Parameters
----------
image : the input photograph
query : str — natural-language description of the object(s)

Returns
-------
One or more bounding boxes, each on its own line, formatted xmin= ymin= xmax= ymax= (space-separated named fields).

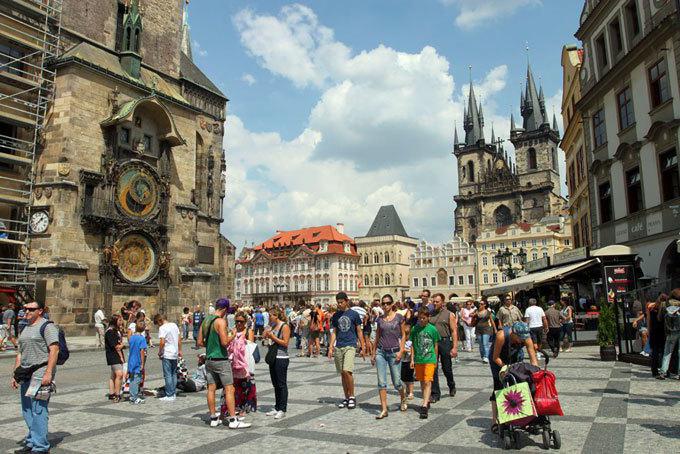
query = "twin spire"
xmin=455 ymin=62 xmax=560 ymax=147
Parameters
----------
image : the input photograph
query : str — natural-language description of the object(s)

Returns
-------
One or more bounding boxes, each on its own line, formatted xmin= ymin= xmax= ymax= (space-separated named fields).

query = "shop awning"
xmin=482 ymin=258 xmax=601 ymax=296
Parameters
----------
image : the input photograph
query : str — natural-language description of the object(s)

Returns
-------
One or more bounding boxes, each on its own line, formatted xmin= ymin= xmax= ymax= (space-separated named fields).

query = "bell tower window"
xmin=528 ymin=148 xmax=537 ymax=170
xmin=467 ymin=161 xmax=475 ymax=182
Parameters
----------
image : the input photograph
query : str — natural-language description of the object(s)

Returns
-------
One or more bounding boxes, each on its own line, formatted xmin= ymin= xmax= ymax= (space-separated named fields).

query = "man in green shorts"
xmin=328 ymin=292 xmax=366 ymax=410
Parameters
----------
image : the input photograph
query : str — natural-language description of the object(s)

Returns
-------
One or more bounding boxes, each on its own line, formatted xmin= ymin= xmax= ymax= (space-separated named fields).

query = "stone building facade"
xmin=476 ymin=216 xmax=573 ymax=293
xmin=453 ymin=69 xmax=567 ymax=246
xmin=26 ymin=0 xmax=232 ymax=332
xmin=406 ymin=237 xmax=478 ymax=300
xmin=561 ymin=45 xmax=592 ymax=249
xmin=235 ymin=224 xmax=359 ymax=308
xmin=575 ymin=0 xmax=680 ymax=283
xmin=356 ymin=205 xmax=418 ymax=301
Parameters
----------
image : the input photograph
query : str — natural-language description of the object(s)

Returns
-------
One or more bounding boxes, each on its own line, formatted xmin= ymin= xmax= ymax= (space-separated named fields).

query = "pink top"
xmin=461 ymin=307 xmax=475 ymax=326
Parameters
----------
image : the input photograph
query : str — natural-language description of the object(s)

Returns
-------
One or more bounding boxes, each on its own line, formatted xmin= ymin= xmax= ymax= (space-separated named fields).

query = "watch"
xmin=30 ymin=210 xmax=50 ymax=234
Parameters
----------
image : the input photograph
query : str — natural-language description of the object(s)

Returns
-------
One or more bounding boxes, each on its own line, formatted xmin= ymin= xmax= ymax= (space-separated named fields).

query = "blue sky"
xmin=185 ymin=0 xmax=583 ymax=249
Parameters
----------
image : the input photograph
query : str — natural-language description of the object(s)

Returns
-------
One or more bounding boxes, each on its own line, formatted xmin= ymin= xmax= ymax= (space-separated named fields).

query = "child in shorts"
xmin=409 ymin=307 xmax=440 ymax=419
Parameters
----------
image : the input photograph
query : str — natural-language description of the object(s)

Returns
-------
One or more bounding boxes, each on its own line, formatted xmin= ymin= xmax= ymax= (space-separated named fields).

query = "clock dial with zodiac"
xmin=116 ymin=233 xmax=158 ymax=284
xmin=115 ymin=165 xmax=160 ymax=219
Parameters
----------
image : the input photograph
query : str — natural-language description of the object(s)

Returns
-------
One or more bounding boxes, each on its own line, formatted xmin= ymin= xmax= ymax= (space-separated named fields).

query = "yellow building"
xmin=356 ymin=205 xmax=417 ymax=301
xmin=561 ymin=45 xmax=591 ymax=248
xmin=476 ymin=216 xmax=572 ymax=293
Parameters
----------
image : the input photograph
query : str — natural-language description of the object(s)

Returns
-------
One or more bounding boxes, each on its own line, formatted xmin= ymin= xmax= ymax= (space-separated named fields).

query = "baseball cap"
xmin=512 ymin=321 xmax=530 ymax=340
xmin=215 ymin=298 xmax=231 ymax=310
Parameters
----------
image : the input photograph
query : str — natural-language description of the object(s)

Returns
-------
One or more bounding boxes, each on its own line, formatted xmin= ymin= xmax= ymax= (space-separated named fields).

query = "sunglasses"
xmin=24 ymin=307 xmax=40 ymax=312
xmin=235 ymin=319 xmax=246 ymax=323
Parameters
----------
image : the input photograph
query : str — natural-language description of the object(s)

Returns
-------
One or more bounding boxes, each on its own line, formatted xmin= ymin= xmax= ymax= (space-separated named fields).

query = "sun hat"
xmin=511 ymin=321 xmax=530 ymax=340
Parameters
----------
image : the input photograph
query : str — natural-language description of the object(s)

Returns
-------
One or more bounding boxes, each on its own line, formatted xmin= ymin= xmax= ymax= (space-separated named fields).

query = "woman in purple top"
xmin=371 ymin=294 xmax=408 ymax=419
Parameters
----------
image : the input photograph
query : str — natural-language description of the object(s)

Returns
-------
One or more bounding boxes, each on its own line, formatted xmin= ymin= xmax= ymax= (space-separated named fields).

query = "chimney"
xmin=336 ymin=223 xmax=345 ymax=234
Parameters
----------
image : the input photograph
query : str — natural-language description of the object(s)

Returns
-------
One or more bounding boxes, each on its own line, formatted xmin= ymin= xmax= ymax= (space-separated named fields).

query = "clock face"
xmin=30 ymin=210 xmax=49 ymax=234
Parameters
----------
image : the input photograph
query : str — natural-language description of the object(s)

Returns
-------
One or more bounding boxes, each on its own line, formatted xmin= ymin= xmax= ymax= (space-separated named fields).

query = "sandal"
xmin=347 ymin=397 xmax=356 ymax=409
xmin=491 ymin=423 xmax=499 ymax=434
xmin=375 ymin=410 xmax=388 ymax=420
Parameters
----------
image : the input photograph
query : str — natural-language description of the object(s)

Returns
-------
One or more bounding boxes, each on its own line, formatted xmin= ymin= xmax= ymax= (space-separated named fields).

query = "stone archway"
xmin=659 ymin=240 xmax=680 ymax=285
xmin=494 ymin=205 xmax=512 ymax=228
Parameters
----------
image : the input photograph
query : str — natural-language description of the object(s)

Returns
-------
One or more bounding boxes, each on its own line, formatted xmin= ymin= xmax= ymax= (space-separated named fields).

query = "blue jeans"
xmin=162 ymin=358 xmax=178 ymax=397
xmin=560 ymin=323 xmax=574 ymax=344
xmin=182 ymin=323 xmax=189 ymax=340
xmin=20 ymin=380 xmax=50 ymax=452
xmin=129 ymin=372 xmax=143 ymax=401
xmin=375 ymin=349 xmax=402 ymax=391
xmin=660 ymin=332 xmax=680 ymax=375
xmin=478 ymin=334 xmax=491 ymax=359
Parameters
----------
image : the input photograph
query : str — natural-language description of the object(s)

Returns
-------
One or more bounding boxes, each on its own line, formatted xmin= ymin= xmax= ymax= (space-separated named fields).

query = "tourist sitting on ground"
xmin=177 ymin=353 xmax=208 ymax=392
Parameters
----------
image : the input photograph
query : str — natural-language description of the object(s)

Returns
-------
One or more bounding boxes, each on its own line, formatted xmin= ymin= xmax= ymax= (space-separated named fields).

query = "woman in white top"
xmin=264 ymin=307 xmax=290 ymax=419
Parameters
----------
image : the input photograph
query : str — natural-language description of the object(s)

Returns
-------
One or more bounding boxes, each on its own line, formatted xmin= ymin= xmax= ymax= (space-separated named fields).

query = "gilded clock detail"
xmin=115 ymin=165 xmax=160 ymax=220
xmin=116 ymin=233 xmax=157 ymax=284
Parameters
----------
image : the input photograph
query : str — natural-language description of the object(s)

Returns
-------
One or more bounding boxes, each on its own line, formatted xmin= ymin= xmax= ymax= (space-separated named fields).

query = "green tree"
xmin=597 ymin=297 xmax=617 ymax=347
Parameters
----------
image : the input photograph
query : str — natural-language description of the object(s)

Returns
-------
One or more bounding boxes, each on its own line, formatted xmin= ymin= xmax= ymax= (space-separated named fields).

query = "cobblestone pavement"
xmin=0 ymin=345 xmax=678 ymax=453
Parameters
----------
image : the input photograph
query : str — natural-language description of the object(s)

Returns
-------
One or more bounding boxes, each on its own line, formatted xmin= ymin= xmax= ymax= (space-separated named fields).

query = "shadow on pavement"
xmin=639 ymin=423 xmax=680 ymax=439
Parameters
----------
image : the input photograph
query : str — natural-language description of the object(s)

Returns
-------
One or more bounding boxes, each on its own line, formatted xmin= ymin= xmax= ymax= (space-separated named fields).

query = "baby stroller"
xmin=498 ymin=351 xmax=562 ymax=450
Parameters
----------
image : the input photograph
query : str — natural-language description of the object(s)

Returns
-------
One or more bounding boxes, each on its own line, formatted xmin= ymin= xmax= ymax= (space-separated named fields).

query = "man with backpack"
xmin=11 ymin=300 xmax=62 ymax=453
xmin=192 ymin=305 xmax=205 ymax=349
xmin=658 ymin=290 xmax=680 ymax=380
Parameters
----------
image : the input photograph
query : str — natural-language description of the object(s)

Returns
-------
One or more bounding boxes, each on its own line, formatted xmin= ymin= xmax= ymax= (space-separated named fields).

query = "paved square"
xmin=0 ymin=346 xmax=678 ymax=453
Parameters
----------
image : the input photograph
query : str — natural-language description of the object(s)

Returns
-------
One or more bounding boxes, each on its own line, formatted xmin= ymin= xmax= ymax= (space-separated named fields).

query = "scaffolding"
xmin=0 ymin=0 xmax=62 ymax=299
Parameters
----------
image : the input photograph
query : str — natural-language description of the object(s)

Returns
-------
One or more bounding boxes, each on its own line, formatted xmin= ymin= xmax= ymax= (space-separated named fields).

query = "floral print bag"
xmin=495 ymin=380 xmax=537 ymax=426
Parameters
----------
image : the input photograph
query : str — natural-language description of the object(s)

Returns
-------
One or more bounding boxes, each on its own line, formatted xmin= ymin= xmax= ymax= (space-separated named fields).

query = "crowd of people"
xmin=8 ymin=286 xmax=678 ymax=452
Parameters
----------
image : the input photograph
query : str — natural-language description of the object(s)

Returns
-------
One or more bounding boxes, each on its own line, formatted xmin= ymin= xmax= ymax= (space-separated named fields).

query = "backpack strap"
xmin=39 ymin=320 xmax=54 ymax=338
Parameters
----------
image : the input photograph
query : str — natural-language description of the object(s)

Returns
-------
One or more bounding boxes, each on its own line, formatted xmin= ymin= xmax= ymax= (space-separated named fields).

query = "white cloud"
xmin=224 ymin=4 xmax=565 ymax=250
xmin=241 ymin=73 xmax=256 ymax=85
xmin=192 ymin=39 xmax=208 ymax=57
xmin=443 ymin=0 xmax=542 ymax=30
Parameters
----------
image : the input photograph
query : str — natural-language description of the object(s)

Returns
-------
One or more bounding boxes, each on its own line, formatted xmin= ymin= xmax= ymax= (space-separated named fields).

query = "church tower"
xmin=510 ymin=63 xmax=563 ymax=222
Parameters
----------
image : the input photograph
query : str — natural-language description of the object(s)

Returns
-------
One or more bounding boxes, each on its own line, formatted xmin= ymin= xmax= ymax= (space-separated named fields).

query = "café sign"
xmin=552 ymin=247 xmax=589 ymax=266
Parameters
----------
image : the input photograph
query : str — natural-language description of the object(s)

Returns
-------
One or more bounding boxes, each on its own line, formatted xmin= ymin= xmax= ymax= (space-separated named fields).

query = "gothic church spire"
xmin=521 ymin=63 xmax=545 ymax=132
xmin=464 ymin=68 xmax=484 ymax=146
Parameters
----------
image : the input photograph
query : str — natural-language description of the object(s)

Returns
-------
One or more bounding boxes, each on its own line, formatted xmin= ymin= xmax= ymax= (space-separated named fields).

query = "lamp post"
xmin=274 ymin=283 xmax=287 ymax=308
xmin=494 ymin=247 xmax=527 ymax=280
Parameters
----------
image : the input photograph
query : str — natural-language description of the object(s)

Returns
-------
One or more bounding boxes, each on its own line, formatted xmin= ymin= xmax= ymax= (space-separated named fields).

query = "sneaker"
xmin=482 ymin=357 xmax=489 ymax=363
xmin=274 ymin=411 xmax=286 ymax=419
xmin=159 ymin=396 xmax=176 ymax=402
xmin=130 ymin=398 xmax=145 ymax=405
xmin=265 ymin=409 xmax=278 ymax=416
xmin=228 ymin=418 xmax=252 ymax=429
xmin=656 ymin=374 xmax=666 ymax=380
xmin=640 ymin=351 xmax=650 ymax=357
xmin=419 ymin=405 xmax=429 ymax=419
xmin=566 ymin=348 xmax=572 ymax=353
xmin=210 ymin=415 xmax=221 ymax=427
xmin=559 ymin=347 xmax=563 ymax=352
xmin=338 ymin=399 xmax=348 ymax=408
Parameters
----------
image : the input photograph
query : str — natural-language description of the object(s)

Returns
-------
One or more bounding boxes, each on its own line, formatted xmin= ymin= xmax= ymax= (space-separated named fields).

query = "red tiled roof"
xmin=254 ymin=225 xmax=354 ymax=250
xmin=495 ymin=222 xmax=533 ymax=235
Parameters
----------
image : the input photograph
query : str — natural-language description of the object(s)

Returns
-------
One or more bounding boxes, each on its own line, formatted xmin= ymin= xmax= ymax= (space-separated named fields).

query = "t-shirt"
xmin=430 ymin=308 xmax=453 ymax=338
xmin=410 ymin=323 xmax=441 ymax=364
xmin=351 ymin=306 xmax=367 ymax=322
xmin=545 ymin=307 xmax=562 ymax=329
xmin=19 ymin=319 xmax=60 ymax=379
xmin=94 ymin=309 xmax=105 ymax=327
xmin=127 ymin=333 xmax=148 ymax=374
xmin=192 ymin=364 xmax=208 ymax=389
xmin=403 ymin=340 xmax=413 ymax=363
xmin=376 ymin=313 xmax=404 ymax=350
xmin=17 ymin=309 xmax=27 ymax=327
xmin=497 ymin=304 xmax=523 ymax=327
xmin=461 ymin=307 xmax=475 ymax=326
xmin=127 ymin=322 xmax=136 ymax=336
xmin=331 ymin=309 xmax=362 ymax=348
xmin=158 ymin=322 xmax=180 ymax=360
xmin=3 ymin=309 xmax=15 ymax=326
xmin=475 ymin=310 xmax=494 ymax=335
xmin=254 ymin=312 xmax=264 ymax=326
xmin=524 ymin=306 xmax=546 ymax=329
xmin=192 ymin=311 xmax=204 ymax=326
xmin=105 ymin=328 xmax=124 ymax=365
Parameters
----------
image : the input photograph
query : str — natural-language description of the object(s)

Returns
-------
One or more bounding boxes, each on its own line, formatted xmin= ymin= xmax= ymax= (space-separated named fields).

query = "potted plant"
xmin=597 ymin=298 xmax=617 ymax=361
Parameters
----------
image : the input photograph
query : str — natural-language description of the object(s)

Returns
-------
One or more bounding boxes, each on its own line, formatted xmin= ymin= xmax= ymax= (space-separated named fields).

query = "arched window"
xmin=134 ymin=28 xmax=140 ymax=52
xmin=374 ymin=253 xmax=380 ymax=263
xmin=125 ymin=27 xmax=132 ymax=51
xmin=385 ymin=274 xmax=391 ymax=285
xmin=494 ymin=205 xmax=513 ymax=228
xmin=528 ymin=148 xmax=537 ymax=170
xmin=467 ymin=161 xmax=475 ymax=182
xmin=374 ymin=274 xmax=380 ymax=286
xmin=363 ymin=254 xmax=369 ymax=264
xmin=364 ymin=275 xmax=369 ymax=286
xmin=384 ymin=252 xmax=390 ymax=263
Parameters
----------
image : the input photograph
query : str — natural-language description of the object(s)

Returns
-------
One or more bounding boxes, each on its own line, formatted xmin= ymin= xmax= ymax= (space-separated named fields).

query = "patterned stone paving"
xmin=0 ymin=346 xmax=678 ymax=453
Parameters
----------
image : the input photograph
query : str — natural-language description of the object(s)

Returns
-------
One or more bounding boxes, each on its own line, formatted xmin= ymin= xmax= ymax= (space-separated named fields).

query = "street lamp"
xmin=273 ymin=284 xmax=287 ymax=307
xmin=495 ymin=247 xmax=527 ymax=280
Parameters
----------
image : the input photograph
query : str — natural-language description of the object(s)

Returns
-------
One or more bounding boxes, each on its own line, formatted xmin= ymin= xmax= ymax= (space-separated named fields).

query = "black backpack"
xmin=40 ymin=321 xmax=70 ymax=365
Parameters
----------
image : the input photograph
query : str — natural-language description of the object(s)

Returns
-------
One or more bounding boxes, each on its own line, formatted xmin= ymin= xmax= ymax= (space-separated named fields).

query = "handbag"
xmin=531 ymin=370 xmax=564 ymax=416
xmin=265 ymin=325 xmax=283 ymax=366
xmin=495 ymin=380 xmax=537 ymax=426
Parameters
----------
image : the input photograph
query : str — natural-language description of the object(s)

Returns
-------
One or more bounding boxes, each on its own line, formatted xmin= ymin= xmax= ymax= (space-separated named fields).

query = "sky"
xmin=185 ymin=0 xmax=584 ymax=250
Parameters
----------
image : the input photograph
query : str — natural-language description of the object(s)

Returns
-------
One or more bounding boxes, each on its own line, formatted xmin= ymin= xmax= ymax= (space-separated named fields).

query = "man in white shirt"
xmin=524 ymin=298 xmax=548 ymax=352
xmin=94 ymin=307 xmax=106 ymax=348
xmin=153 ymin=313 xmax=182 ymax=401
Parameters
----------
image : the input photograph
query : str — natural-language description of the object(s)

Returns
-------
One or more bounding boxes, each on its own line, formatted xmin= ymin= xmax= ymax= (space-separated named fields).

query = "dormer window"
xmin=343 ymin=242 xmax=350 ymax=253
xmin=319 ymin=241 xmax=328 ymax=252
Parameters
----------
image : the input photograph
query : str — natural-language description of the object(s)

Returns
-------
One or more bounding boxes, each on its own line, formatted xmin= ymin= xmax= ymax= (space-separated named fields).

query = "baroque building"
xmin=356 ymin=205 xmax=417 ymax=301
xmin=235 ymin=224 xmax=359 ymax=307
xmin=453 ymin=68 xmax=567 ymax=245
xmin=3 ymin=0 xmax=233 ymax=332
xmin=561 ymin=45 xmax=592 ymax=249
xmin=476 ymin=216 xmax=573 ymax=293
xmin=407 ymin=237 xmax=477 ymax=300
xmin=575 ymin=0 xmax=680 ymax=284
